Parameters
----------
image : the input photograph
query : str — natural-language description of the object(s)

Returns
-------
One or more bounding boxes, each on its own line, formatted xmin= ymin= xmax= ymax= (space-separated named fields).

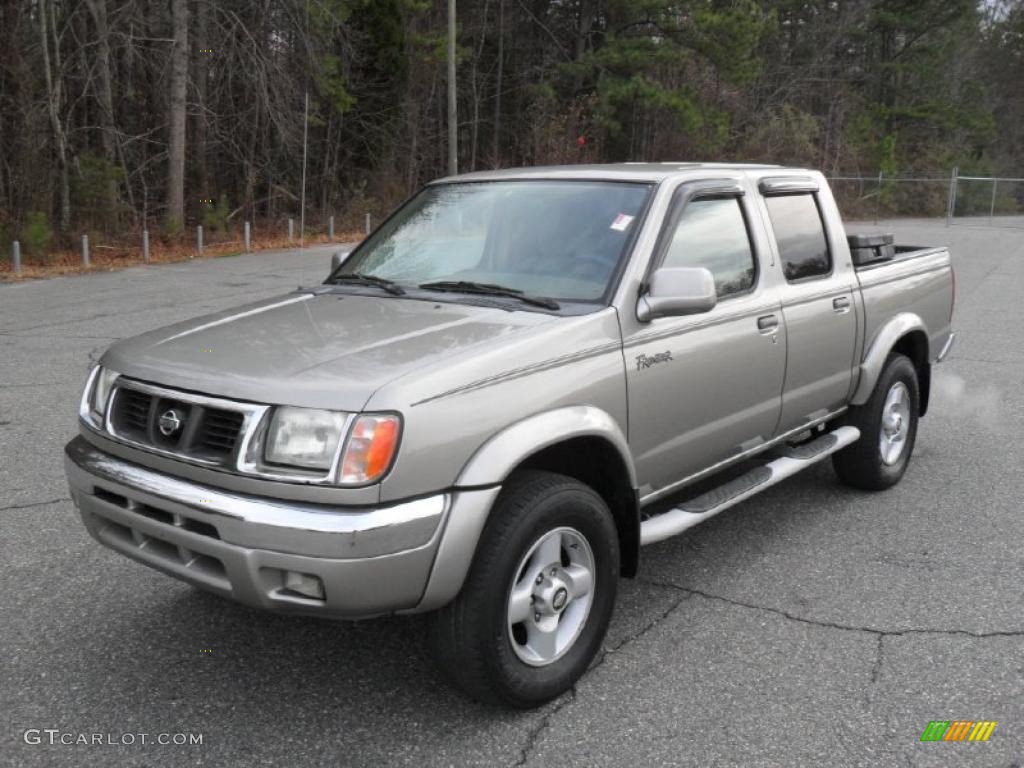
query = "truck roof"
xmin=434 ymin=162 xmax=811 ymax=184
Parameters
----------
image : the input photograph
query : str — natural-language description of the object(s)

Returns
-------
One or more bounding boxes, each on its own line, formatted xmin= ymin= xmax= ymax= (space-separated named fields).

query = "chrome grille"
xmin=199 ymin=409 xmax=245 ymax=453
xmin=105 ymin=379 xmax=265 ymax=469
xmin=115 ymin=388 xmax=153 ymax=437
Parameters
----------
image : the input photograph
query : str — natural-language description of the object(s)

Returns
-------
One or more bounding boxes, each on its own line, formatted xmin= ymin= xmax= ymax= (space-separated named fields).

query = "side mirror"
xmin=637 ymin=267 xmax=717 ymax=322
xmin=330 ymin=249 xmax=352 ymax=273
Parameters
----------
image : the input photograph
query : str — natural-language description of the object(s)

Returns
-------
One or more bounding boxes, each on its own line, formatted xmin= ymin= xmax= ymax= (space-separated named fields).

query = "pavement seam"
xmin=0 ymin=497 xmax=70 ymax=512
xmin=636 ymin=578 xmax=1024 ymax=639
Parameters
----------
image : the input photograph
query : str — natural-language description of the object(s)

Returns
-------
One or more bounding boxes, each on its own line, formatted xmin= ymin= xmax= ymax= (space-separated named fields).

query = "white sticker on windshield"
xmin=610 ymin=213 xmax=634 ymax=231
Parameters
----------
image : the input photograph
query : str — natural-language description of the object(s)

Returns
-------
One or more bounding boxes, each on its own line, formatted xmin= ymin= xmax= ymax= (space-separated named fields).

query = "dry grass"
xmin=0 ymin=230 xmax=364 ymax=282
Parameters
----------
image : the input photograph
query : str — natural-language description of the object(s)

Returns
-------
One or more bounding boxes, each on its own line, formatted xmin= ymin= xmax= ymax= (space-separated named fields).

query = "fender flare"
xmin=851 ymin=312 xmax=929 ymax=405
xmin=455 ymin=405 xmax=637 ymax=488
xmin=412 ymin=407 xmax=637 ymax=613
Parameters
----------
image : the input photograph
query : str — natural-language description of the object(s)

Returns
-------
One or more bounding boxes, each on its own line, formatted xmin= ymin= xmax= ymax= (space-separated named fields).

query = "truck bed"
xmin=853 ymin=242 xmax=954 ymax=365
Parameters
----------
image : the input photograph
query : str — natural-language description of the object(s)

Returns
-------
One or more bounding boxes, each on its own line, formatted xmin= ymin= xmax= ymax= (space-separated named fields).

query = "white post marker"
xmin=989 ymin=178 xmax=998 ymax=225
xmin=874 ymin=171 xmax=883 ymax=225
xmin=946 ymin=166 xmax=958 ymax=227
xmin=288 ymin=218 xmax=294 ymax=243
xmin=244 ymin=221 xmax=251 ymax=252
xmin=82 ymin=234 xmax=90 ymax=267
xmin=197 ymin=225 xmax=204 ymax=255
xmin=328 ymin=215 xmax=334 ymax=241
xmin=365 ymin=213 xmax=371 ymax=235
xmin=143 ymin=230 xmax=150 ymax=263
xmin=12 ymin=240 xmax=21 ymax=274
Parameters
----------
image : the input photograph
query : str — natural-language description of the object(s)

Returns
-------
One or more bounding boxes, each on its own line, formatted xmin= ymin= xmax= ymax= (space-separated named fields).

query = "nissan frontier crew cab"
xmin=66 ymin=163 xmax=956 ymax=708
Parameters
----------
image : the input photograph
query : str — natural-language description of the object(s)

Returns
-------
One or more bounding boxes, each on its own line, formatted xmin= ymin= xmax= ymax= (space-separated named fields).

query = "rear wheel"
xmin=427 ymin=470 xmax=618 ymax=708
xmin=833 ymin=353 xmax=920 ymax=490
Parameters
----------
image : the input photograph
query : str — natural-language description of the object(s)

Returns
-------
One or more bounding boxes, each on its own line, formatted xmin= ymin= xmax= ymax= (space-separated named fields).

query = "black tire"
xmin=833 ymin=353 xmax=920 ymax=490
xmin=426 ymin=470 xmax=619 ymax=708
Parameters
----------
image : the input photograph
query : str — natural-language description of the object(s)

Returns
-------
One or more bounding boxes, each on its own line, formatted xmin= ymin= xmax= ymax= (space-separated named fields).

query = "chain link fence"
xmin=949 ymin=175 xmax=1024 ymax=228
xmin=826 ymin=170 xmax=1024 ymax=228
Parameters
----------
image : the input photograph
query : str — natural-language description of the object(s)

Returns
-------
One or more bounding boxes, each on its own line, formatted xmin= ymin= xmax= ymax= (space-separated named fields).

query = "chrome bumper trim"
xmin=65 ymin=436 xmax=444 ymax=559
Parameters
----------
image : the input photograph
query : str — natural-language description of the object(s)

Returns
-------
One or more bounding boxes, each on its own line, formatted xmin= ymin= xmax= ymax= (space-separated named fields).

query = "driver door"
xmin=622 ymin=183 xmax=786 ymax=498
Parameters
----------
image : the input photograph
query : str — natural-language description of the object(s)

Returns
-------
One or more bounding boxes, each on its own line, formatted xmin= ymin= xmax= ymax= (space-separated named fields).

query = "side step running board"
xmin=640 ymin=426 xmax=860 ymax=546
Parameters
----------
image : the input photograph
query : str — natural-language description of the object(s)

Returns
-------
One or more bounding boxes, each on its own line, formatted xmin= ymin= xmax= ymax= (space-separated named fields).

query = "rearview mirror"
xmin=637 ymin=267 xmax=717 ymax=322
xmin=330 ymin=249 xmax=352 ymax=273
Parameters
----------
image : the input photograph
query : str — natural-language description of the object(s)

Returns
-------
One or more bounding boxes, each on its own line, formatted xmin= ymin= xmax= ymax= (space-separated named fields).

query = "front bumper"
xmin=64 ymin=437 xmax=499 ymax=618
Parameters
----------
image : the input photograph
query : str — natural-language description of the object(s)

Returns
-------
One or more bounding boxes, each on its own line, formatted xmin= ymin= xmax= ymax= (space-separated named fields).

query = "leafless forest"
xmin=1 ymin=0 xmax=1022 ymax=256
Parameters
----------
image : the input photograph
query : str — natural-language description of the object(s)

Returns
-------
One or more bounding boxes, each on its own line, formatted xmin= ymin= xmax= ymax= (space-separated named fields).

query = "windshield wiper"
xmin=328 ymin=273 xmax=405 ymax=295
xmin=418 ymin=280 xmax=560 ymax=310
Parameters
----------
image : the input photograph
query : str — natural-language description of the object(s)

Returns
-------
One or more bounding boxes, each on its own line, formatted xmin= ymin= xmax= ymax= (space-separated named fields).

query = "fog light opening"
xmin=282 ymin=571 xmax=326 ymax=601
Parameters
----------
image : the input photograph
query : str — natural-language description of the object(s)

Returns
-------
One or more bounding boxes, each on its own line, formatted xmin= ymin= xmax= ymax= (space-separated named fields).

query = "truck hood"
xmin=101 ymin=290 xmax=557 ymax=411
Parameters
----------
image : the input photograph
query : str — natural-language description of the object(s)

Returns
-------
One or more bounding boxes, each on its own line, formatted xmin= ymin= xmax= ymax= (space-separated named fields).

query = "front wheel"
xmin=833 ymin=353 xmax=920 ymax=490
xmin=426 ymin=470 xmax=619 ymax=708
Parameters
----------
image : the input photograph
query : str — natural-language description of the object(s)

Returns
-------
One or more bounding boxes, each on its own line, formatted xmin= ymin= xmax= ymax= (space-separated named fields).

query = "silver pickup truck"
xmin=65 ymin=163 xmax=955 ymax=707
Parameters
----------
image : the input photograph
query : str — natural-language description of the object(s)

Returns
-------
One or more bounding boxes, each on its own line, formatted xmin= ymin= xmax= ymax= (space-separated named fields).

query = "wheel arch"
xmin=852 ymin=313 xmax=931 ymax=415
xmin=456 ymin=406 xmax=640 ymax=577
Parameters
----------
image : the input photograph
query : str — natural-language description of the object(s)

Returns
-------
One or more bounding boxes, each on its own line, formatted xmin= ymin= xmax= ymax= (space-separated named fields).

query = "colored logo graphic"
xmin=920 ymin=721 xmax=997 ymax=742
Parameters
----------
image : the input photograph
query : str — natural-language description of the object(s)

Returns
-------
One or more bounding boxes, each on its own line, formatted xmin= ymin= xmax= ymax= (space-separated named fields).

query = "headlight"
xmin=261 ymin=407 xmax=402 ymax=484
xmin=79 ymin=365 xmax=120 ymax=427
xmin=264 ymin=407 xmax=349 ymax=470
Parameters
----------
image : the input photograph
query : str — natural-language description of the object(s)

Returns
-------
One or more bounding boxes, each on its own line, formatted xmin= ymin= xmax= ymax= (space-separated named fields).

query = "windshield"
xmin=336 ymin=180 xmax=651 ymax=302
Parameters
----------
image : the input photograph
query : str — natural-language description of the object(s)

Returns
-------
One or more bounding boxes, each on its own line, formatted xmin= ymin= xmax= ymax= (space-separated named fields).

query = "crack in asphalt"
xmin=638 ymin=578 xmax=1024 ymax=639
xmin=870 ymin=634 xmax=885 ymax=685
xmin=591 ymin=592 xmax=691 ymax=672
xmin=508 ymin=565 xmax=1024 ymax=768
xmin=511 ymin=687 xmax=578 ymax=768
xmin=513 ymin=586 xmax=690 ymax=767
xmin=0 ymin=497 xmax=70 ymax=512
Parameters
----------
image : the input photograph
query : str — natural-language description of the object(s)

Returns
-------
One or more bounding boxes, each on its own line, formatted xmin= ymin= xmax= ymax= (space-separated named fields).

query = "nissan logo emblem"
xmin=158 ymin=409 xmax=184 ymax=437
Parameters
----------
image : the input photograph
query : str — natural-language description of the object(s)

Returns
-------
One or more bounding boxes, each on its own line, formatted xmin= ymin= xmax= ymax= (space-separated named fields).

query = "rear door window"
xmin=764 ymin=194 xmax=831 ymax=281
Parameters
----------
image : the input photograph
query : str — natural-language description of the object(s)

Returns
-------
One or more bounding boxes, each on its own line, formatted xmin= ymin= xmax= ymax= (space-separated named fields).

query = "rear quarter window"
xmin=764 ymin=194 xmax=831 ymax=281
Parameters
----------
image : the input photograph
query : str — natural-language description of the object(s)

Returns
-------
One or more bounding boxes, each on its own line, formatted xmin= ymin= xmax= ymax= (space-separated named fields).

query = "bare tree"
xmin=38 ymin=0 xmax=70 ymax=231
xmin=491 ymin=0 xmax=504 ymax=167
xmin=166 ymin=0 xmax=189 ymax=228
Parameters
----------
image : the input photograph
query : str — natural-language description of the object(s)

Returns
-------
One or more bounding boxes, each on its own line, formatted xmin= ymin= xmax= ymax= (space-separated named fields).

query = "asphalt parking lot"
xmin=2 ymin=222 xmax=1022 ymax=767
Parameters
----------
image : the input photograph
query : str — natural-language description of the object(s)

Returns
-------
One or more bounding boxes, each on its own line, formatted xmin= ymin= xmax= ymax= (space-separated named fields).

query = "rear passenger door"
xmin=758 ymin=178 xmax=858 ymax=433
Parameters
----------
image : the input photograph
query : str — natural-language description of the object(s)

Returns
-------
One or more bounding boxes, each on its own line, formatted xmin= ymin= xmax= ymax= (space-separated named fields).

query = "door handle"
xmin=833 ymin=296 xmax=851 ymax=312
xmin=757 ymin=314 xmax=779 ymax=332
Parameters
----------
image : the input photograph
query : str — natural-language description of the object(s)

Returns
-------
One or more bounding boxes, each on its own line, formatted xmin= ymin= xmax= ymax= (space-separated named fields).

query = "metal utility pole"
xmin=447 ymin=0 xmax=458 ymax=176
